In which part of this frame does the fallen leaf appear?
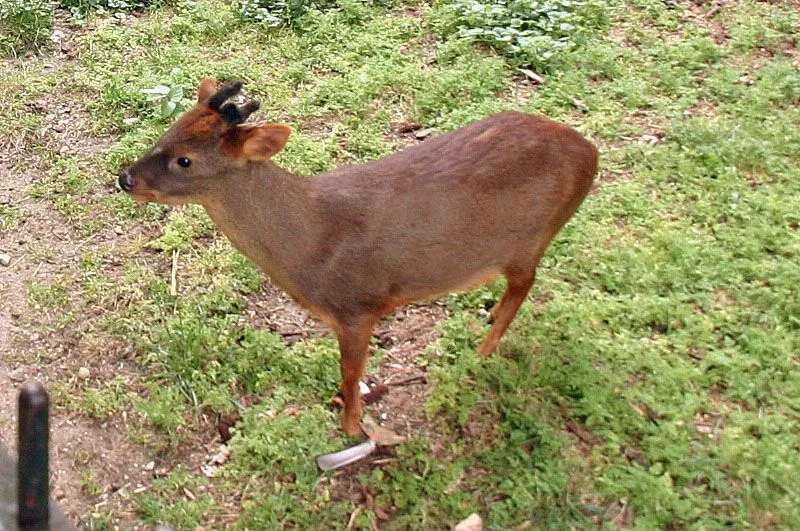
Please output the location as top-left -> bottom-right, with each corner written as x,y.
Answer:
361,415 -> 405,446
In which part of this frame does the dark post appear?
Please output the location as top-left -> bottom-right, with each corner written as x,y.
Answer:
18,382 -> 49,531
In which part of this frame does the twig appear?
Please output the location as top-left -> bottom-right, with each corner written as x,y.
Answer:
386,374 -> 426,386
170,249 -> 179,296
517,68 -> 545,84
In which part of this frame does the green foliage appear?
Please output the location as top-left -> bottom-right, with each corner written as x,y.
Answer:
62,377 -> 132,420
27,281 -> 69,310
136,467 -> 216,526
146,206 -> 215,253
238,0 -> 387,28
0,203 -> 19,231
135,383 -> 188,433
141,81 -> 190,119
0,0 -> 52,57
238,0 -> 331,27
430,0 -> 607,70
60,0 -> 173,18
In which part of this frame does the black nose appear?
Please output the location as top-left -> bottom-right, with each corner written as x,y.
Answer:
118,171 -> 135,192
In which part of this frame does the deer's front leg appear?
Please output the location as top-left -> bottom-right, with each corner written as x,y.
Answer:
335,317 -> 375,436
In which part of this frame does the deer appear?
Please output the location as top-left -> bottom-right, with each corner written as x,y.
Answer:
119,79 -> 598,436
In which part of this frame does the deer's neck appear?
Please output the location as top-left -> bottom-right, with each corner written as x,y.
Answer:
201,162 -> 317,296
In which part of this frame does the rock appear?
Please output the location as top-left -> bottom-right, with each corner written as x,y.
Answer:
455,513 -> 483,531
0,252 -> 10,266
77,367 -> 91,379
414,128 -> 434,139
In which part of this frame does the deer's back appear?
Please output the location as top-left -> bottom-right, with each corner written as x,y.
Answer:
305,112 -> 597,315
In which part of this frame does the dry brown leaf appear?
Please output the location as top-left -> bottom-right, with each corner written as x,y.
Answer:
360,415 -> 405,446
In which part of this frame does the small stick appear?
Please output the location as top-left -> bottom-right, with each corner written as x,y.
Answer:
170,249 -> 179,296
386,374 -> 426,386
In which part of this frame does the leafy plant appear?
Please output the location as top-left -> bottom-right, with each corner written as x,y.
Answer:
59,0 -> 170,18
238,0 -> 378,27
141,83 -> 190,119
430,0 -> 604,70
239,0 -> 318,26
0,0 -> 52,57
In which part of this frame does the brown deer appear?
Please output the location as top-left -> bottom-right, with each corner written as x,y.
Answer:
120,79 -> 598,436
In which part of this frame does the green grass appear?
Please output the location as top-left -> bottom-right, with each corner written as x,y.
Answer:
0,203 -> 19,230
2,0 -> 799,527
0,0 -> 52,56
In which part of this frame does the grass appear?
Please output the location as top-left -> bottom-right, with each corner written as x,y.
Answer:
0,0 -> 52,56
1,0 -> 799,528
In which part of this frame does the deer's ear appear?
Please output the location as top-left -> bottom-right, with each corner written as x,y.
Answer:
226,122 -> 291,161
197,78 -> 218,103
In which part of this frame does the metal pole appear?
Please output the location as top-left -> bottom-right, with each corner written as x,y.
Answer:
18,382 -> 49,531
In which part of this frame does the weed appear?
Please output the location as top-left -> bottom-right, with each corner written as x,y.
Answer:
0,203 -> 19,231
0,0 -> 52,57
429,0 -> 608,71
61,0 -> 174,18
136,467 -> 216,526
55,377 -> 133,420
27,280 -> 69,310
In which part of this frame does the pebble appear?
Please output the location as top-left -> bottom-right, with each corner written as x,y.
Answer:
0,252 -> 10,266
77,367 -> 91,379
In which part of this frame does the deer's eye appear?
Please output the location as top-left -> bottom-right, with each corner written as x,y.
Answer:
177,157 -> 191,168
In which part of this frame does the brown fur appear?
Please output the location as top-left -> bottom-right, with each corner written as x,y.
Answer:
122,79 -> 599,435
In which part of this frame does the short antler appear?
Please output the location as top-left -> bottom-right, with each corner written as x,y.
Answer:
207,80 -> 260,125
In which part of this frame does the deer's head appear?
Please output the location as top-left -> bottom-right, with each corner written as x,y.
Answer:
119,79 -> 291,204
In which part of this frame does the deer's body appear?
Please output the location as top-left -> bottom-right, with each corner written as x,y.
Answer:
121,80 -> 598,436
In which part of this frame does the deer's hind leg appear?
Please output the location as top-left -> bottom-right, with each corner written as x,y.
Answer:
479,260 -> 540,356
335,315 -> 377,436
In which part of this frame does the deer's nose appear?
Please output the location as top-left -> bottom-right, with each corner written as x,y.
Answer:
118,171 -> 135,192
